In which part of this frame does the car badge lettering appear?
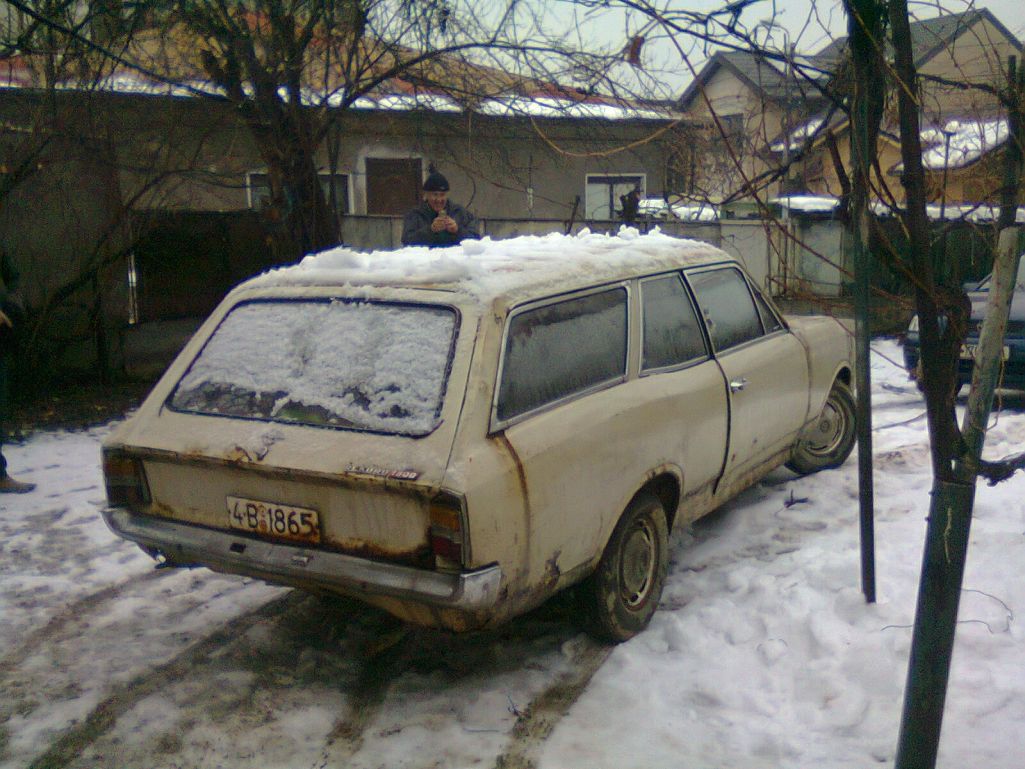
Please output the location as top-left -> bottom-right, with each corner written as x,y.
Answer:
345,463 -> 420,481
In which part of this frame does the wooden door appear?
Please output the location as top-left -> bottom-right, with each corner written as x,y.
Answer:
366,158 -> 422,215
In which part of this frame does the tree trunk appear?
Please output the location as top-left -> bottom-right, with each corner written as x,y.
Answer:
893,49 -> 1025,769
242,103 -> 338,261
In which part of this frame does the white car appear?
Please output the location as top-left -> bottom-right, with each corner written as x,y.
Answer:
102,230 -> 855,641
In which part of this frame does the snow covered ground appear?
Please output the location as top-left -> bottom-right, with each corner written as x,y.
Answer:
1,338 -> 1023,769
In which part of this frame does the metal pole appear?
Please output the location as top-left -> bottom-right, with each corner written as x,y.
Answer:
853,215 -> 876,604
851,51 -> 877,605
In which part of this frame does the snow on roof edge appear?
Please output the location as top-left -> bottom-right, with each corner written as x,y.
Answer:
1,77 -> 675,121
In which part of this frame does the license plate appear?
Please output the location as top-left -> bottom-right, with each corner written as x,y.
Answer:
959,343 -> 1010,361
226,495 -> 321,544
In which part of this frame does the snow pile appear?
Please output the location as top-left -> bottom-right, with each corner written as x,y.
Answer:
669,202 -> 719,221
920,203 -> 1025,223
635,199 -> 719,221
243,228 -> 724,303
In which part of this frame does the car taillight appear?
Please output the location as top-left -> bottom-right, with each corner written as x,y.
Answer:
102,449 -> 151,507
429,491 -> 466,570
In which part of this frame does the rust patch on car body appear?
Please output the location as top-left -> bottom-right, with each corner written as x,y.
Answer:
492,431 -> 533,581
137,497 -> 433,569
328,538 -> 434,569
225,445 -> 257,463
493,433 -> 530,516
542,550 -> 562,589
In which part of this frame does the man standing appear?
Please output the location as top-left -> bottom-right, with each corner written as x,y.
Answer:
619,185 -> 641,224
0,250 -> 35,493
401,168 -> 481,247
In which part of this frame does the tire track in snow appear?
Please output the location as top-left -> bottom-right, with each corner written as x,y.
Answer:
8,574 -> 608,769
22,592 -> 298,769
492,637 -> 613,769
310,624 -> 414,767
0,570 -> 274,741
0,569 -> 168,677
310,599 -> 590,768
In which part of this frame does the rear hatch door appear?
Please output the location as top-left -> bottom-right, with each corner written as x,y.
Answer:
111,291 -> 477,566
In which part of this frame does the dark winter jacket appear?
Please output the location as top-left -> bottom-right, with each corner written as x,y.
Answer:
401,201 -> 481,247
0,252 -> 24,352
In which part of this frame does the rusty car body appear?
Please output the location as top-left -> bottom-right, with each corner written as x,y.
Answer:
101,230 -> 855,640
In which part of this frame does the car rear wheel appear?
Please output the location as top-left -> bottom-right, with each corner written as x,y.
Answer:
578,491 -> 668,642
786,380 -> 857,475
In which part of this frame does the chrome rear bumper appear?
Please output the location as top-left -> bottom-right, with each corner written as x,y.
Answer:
102,507 -> 502,610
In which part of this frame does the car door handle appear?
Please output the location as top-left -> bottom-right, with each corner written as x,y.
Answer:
729,378 -> 748,393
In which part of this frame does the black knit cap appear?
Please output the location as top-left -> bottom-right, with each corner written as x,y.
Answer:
422,168 -> 449,192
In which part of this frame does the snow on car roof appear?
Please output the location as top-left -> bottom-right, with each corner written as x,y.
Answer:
241,227 -> 728,305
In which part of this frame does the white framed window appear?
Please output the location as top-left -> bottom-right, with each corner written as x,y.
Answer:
246,171 -> 351,214
584,174 -> 645,220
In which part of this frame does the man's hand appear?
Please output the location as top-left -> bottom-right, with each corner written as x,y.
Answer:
0,309 -> 10,329
432,214 -> 458,234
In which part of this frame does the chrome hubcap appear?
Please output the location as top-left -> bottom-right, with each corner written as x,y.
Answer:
620,519 -> 656,608
805,397 -> 846,455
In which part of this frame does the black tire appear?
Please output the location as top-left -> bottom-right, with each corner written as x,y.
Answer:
578,491 -> 669,643
786,381 -> 857,475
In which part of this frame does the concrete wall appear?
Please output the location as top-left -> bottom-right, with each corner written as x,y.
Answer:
0,125 -> 130,375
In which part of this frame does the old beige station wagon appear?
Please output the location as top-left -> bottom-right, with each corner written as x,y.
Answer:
102,230 -> 855,641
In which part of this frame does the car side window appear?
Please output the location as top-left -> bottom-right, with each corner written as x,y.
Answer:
688,267 -> 764,351
497,287 -> 628,422
753,289 -> 784,334
641,274 -> 707,370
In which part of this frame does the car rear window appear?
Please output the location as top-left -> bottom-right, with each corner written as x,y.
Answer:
168,299 -> 457,435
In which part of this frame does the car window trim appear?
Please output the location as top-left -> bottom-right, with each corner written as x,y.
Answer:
490,281 -> 632,433
637,271 -> 713,376
684,264 -> 789,354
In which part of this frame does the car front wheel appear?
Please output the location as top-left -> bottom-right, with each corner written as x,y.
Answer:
786,380 -> 857,475
578,491 -> 669,642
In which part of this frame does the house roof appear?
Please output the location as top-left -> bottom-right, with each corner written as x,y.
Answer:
677,50 -> 803,111
685,8 -> 1024,108
915,117 -> 1009,171
809,7 -> 1023,74
0,21 -> 677,123
772,8 -> 1022,166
